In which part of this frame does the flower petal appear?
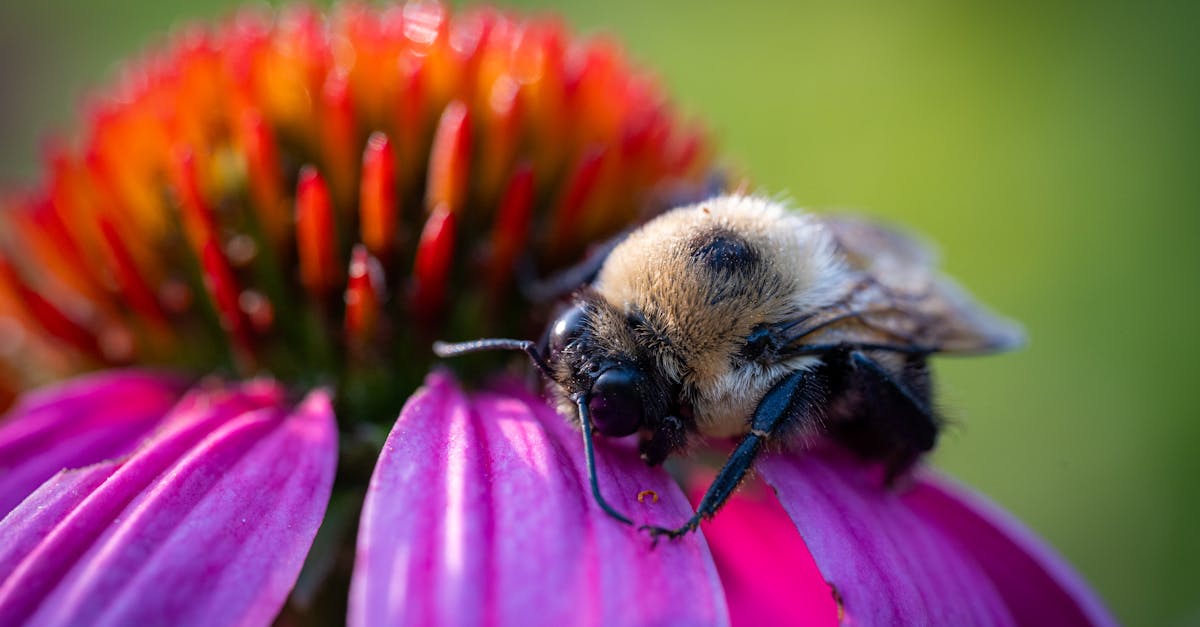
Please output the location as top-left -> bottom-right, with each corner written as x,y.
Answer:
694,475 -> 838,626
757,446 -> 1017,626
0,370 -> 187,515
0,380 -> 337,627
350,371 -> 729,627
904,475 -> 1117,627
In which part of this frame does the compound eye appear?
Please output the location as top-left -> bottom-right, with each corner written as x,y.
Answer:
547,304 -> 588,358
587,367 -> 645,437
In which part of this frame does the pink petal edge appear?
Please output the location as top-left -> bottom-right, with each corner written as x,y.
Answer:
758,447 -> 1017,626
904,473 -> 1118,627
350,370 -> 730,627
759,446 -> 1116,627
0,369 -> 188,516
693,474 -> 839,626
0,379 -> 337,627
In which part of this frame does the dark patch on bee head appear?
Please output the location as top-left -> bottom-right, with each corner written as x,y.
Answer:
689,227 -> 759,277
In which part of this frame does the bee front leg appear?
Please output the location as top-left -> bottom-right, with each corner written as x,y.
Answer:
642,366 -> 830,542
518,230 -> 630,302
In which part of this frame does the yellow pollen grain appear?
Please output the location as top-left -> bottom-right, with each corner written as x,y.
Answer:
828,582 -> 845,623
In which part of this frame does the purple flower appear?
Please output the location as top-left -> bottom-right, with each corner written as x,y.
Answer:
0,369 -> 1113,625
0,3 -> 1114,625
0,373 -> 335,625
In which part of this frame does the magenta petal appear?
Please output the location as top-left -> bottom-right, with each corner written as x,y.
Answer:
694,476 -> 838,626
0,380 -> 337,627
0,370 -> 188,515
350,371 -> 729,626
758,446 -> 1017,626
904,475 -> 1117,627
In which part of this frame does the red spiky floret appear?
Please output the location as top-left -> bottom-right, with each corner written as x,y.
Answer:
425,101 -> 471,217
345,244 -> 384,345
486,163 -> 535,294
0,2 -> 715,411
411,204 -> 457,323
295,166 -> 339,298
359,133 -> 399,261
236,111 -> 289,249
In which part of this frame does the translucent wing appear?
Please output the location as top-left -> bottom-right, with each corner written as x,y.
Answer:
786,215 -> 1024,355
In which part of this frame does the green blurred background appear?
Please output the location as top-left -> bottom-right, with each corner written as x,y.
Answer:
1,0 -> 1196,623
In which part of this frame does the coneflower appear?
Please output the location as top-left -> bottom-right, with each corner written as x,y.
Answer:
0,4 -> 1112,626
0,3 -> 708,407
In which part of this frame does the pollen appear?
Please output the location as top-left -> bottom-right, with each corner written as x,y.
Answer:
829,582 -> 846,623
0,3 -> 715,416
637,489 -> 659,504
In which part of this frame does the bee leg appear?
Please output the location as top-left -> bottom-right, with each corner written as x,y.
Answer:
518,230 -> 631,302
576,396 -> 634,526
639,415 -> 688,466
642,367 -> 829,541
845,351 -> 938,486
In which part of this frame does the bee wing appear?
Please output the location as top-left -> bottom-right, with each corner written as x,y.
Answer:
820,215 -> 939,292
792,216 -> 1025,355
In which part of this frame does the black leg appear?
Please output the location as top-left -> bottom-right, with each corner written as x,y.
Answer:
639,414 -> 688,467
518,176 -> 728,302
848,352 -> 931,416
642,366 -> 829,541
518,230 -> 631,302
576,395 -> 635,525
835,351 -> 939,484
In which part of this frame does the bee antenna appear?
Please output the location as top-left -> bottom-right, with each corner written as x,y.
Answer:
432,338 -> 555,379
575,395 -> 634,526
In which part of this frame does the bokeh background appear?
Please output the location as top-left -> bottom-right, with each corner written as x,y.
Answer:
1,1 -> 1196,624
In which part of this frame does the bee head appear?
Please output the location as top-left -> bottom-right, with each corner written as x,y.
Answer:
433,298 -> 681,455
545,302 -> 647,438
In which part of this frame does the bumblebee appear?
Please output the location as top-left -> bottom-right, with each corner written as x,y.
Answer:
436,194 -> 1022,539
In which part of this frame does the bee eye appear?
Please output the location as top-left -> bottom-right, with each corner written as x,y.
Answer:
548,305 -> 588,357
588,367 -> 645,437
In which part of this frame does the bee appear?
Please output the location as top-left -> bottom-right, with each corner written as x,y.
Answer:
434,194 -> 1022,539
